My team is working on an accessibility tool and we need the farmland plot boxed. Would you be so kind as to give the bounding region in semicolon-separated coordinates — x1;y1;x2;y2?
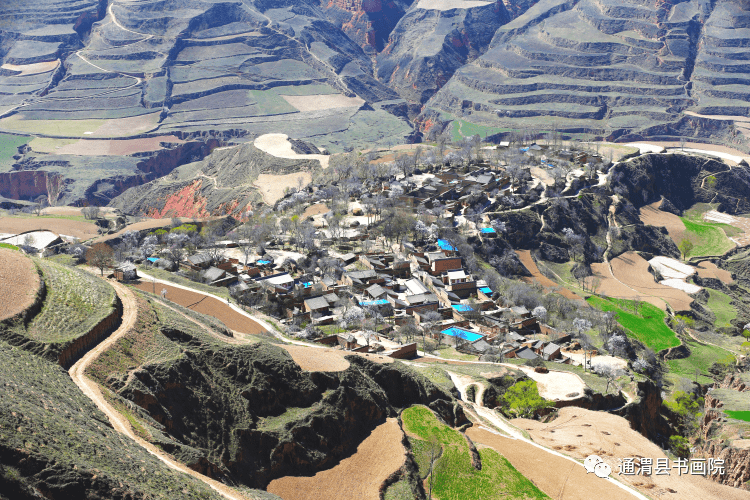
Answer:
0;248;40;322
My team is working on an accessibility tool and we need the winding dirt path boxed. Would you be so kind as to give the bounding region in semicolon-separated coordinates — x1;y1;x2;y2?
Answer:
68;280;250;500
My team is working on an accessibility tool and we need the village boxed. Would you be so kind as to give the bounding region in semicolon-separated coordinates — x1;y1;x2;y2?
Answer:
16;138;613;370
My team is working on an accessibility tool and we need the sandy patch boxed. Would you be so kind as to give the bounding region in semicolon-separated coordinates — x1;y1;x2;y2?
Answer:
254;133;330;168
515;407;750;500
254;172;312;205
55;135;182;156
91;112;160;138
131;281;265;334
0;217;99;241
516;250;582;301
611;252;693;311
0;248;40;322
514;365;586;401
466;426;635;500
696;261;734;284
732;439;750;449
280;93;364;112
2;60;59;76
267;418;405;500
638;201;686;244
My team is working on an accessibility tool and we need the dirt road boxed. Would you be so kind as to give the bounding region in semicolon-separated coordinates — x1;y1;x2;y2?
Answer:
68;280;251;500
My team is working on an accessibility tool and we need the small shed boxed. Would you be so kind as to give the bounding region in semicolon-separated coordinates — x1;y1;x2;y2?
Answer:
114;263;138;281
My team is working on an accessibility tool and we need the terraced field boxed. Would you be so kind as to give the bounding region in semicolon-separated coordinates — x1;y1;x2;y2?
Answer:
0;248;40;322
28;260;117;344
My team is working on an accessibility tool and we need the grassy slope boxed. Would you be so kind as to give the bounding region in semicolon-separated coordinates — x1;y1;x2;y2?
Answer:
706;289;737;328
0;341;224;499
400;406;548;500
28;259;116;344
0;132;30;170
680;218;735;256
587;296;680;351
666;339;735;385
87;292;229;386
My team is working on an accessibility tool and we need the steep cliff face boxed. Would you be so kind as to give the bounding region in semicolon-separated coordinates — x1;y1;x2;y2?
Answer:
319;0;416;51
113;343;464;490
698;389;750;490
612;380;672;447
376;1;510;104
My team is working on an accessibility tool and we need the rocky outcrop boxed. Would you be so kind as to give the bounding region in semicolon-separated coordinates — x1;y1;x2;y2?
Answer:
114;343;463;490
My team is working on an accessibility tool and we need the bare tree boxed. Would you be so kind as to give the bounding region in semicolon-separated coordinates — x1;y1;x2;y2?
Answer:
87;243;115;276
82;206;101;220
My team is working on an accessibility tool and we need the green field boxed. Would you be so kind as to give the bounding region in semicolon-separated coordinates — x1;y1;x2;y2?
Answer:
706;289;737;328
28;259;116;344
399;406;549;500
0;132;30;169
680;218;736;257
725;410;750;422
0;242;19;250
248;89;297;115
452;119;511;142
665;339;735;385
587;296;680;351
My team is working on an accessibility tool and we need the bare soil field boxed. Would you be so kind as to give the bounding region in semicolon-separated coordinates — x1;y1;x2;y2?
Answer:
529;166;555;186
267;418;405;500
587;261;663;306
302;203;329;219
254;172;312;205
131;281;265;334
91;112;160;138
610;252;693;311
639;201;686;245
254;133;330;168
0;216;99;240
55;135;182;156
697;261;734;284
466;426;634;500
516;250;582;301
1;61;59;75
0;248;40;322
280;94;364;112
515;407;749;500
280;345;351;372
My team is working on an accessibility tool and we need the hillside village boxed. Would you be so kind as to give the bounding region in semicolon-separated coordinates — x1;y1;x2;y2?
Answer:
2;140;614;369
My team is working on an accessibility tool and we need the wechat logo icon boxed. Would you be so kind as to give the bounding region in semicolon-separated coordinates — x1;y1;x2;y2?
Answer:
584;455;612;479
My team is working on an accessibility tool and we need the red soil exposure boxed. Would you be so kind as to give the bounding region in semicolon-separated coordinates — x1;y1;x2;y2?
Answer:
0;248;40;322
267;418;405;500
131;281;264;335
147;180;211;219
515;250;583;301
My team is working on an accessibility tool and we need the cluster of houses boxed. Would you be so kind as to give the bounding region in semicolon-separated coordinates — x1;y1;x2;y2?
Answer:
137;227;579;364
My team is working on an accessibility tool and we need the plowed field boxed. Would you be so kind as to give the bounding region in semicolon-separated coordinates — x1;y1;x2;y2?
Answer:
131;281;264;334
0;248;39;322
516;250;582;301
515;407;749;500
638;201;686;244
696;261;734;284
267;418;405;500
610;252;693;311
